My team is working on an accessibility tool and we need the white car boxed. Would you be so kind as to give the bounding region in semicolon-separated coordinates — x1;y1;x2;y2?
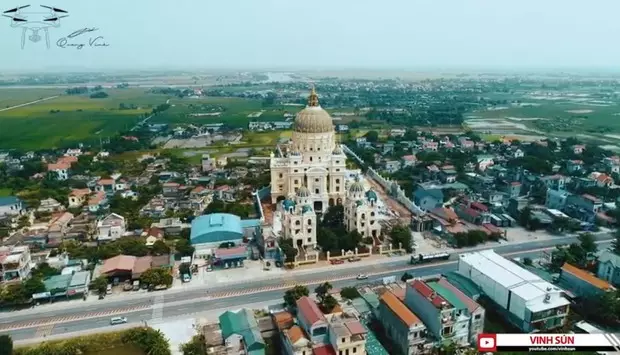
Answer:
110;317;128;325
356;274;368;280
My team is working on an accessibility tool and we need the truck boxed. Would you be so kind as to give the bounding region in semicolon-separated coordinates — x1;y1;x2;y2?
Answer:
410;252;450;265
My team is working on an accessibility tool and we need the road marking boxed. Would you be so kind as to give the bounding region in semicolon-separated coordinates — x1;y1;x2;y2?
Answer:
0;304;151;332
34;324;54;338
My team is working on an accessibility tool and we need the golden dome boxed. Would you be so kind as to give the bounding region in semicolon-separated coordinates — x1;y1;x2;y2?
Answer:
294;87;334;134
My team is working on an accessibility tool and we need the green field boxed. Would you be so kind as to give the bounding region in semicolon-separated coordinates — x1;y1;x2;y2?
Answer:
0;88;171;150
471;97;620;133
0;188;12;197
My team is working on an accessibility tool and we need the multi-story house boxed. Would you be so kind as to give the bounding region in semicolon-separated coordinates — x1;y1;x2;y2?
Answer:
326;311;368;355
0;197;24;227
379;291;427;355
545;189;571;210
384;160;401;173
566;160;584;174
566;194;603;221
404;279;471;346
97;213;126;242
401;155;417;168
597;251;620;287
541;174;568;191
296;296;329;344
96;178;116;196
162;182;181;198
436;277;485;344
559;263;614;298
46;156;77;180
413;184;444;212
37;198;64;213
0;245;32;283
87;191;109;213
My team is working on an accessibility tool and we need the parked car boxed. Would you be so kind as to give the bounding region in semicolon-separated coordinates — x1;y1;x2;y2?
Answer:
348;257;361;262
206;264;213;272
110;317;127;325
356;274;368;280
330;259;344;265
182;274;191;283
106;284;112;294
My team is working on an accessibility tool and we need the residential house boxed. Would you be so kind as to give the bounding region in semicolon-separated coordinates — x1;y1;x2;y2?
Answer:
96;178;116;196
47;156;77;180
162;182;181;198
296;296;329;344
151;218;185;236
507;182;522;198
404;279;471;346
325;310;368;355
37;198;64;213
219;309;265;355
0;245;32;283
545;189;571;210
140;196;166;218
282;325;311;355
596;251;620;287
47;212;74;246
459;138;474;149
384;160;401;174
356;137;371;148
0;197;24;224
566;194;603;221
413;184;444;212
602;156;620;174
97;213;126;242
455;205;485;225
589;172;614;188
476;156;494;171
559;263;614;297
68;188;91;208
423;141;438;152
566;160;584;174
401;155;417;168
144;227;164;246
541;174;568;191
436;277;485;344
214;185;236;202
87;191;108;213
64;148;83;157
378;291;427;355
573;145;586;154
390;128;406;137
513;149;524;158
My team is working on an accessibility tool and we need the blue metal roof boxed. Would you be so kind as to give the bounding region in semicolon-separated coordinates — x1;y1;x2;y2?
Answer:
190;213;244;245
240;219;261;229
0;196;19;207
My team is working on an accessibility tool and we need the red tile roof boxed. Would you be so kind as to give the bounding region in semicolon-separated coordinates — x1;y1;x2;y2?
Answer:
313;345;336;355
410;279;450;308
482;223;502;235
511;181;522;186
470;201;488;212
70;188;91;197
101;255;136;274
296;296;325;325
214;246;247;258
48;162;71;170
344;321;367;335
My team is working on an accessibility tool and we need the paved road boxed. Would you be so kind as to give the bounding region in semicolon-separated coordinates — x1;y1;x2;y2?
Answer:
0;235;612;342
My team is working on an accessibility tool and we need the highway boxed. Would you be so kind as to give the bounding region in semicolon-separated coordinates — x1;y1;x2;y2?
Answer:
0;234;613;342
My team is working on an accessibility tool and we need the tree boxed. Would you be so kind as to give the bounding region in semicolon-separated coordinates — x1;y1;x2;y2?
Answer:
151;240;171;256
523;257;533;266
340;287;360;300
364;130;379;143
23;277;45;296
401;272;414;282
175;239;195;257
278;237;297;263
30;262;60;279
0;283;28;305
180;334;207;355
0;334;13;355
578;232;597;256
141;268;173;288
315;282;333;303
322;205;344;229
389;225;413;252
91;276;108;295
315;282;338;313
283;285;309;308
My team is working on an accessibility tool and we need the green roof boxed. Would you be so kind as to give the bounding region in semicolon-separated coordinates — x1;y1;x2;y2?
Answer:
442;272;482;298
239;328;265;351
361;292;380;309
427;281;467;311
219;309;262;348
364;322;389;355
43;274;72;293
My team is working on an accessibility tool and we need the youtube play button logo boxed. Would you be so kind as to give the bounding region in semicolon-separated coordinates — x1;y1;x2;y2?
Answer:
478;334;497;352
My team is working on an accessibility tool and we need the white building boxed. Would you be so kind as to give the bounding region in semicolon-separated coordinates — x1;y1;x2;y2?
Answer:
270;88;346;212
344;179;381;239
97;213;126;242
281;186;317;252
457;250;570;332
0;245;32;283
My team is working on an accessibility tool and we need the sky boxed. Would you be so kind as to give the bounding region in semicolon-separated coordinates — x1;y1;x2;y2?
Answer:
1;0;619;72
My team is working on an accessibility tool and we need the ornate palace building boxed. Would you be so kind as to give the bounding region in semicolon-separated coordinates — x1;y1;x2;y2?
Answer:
270;88;347;213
